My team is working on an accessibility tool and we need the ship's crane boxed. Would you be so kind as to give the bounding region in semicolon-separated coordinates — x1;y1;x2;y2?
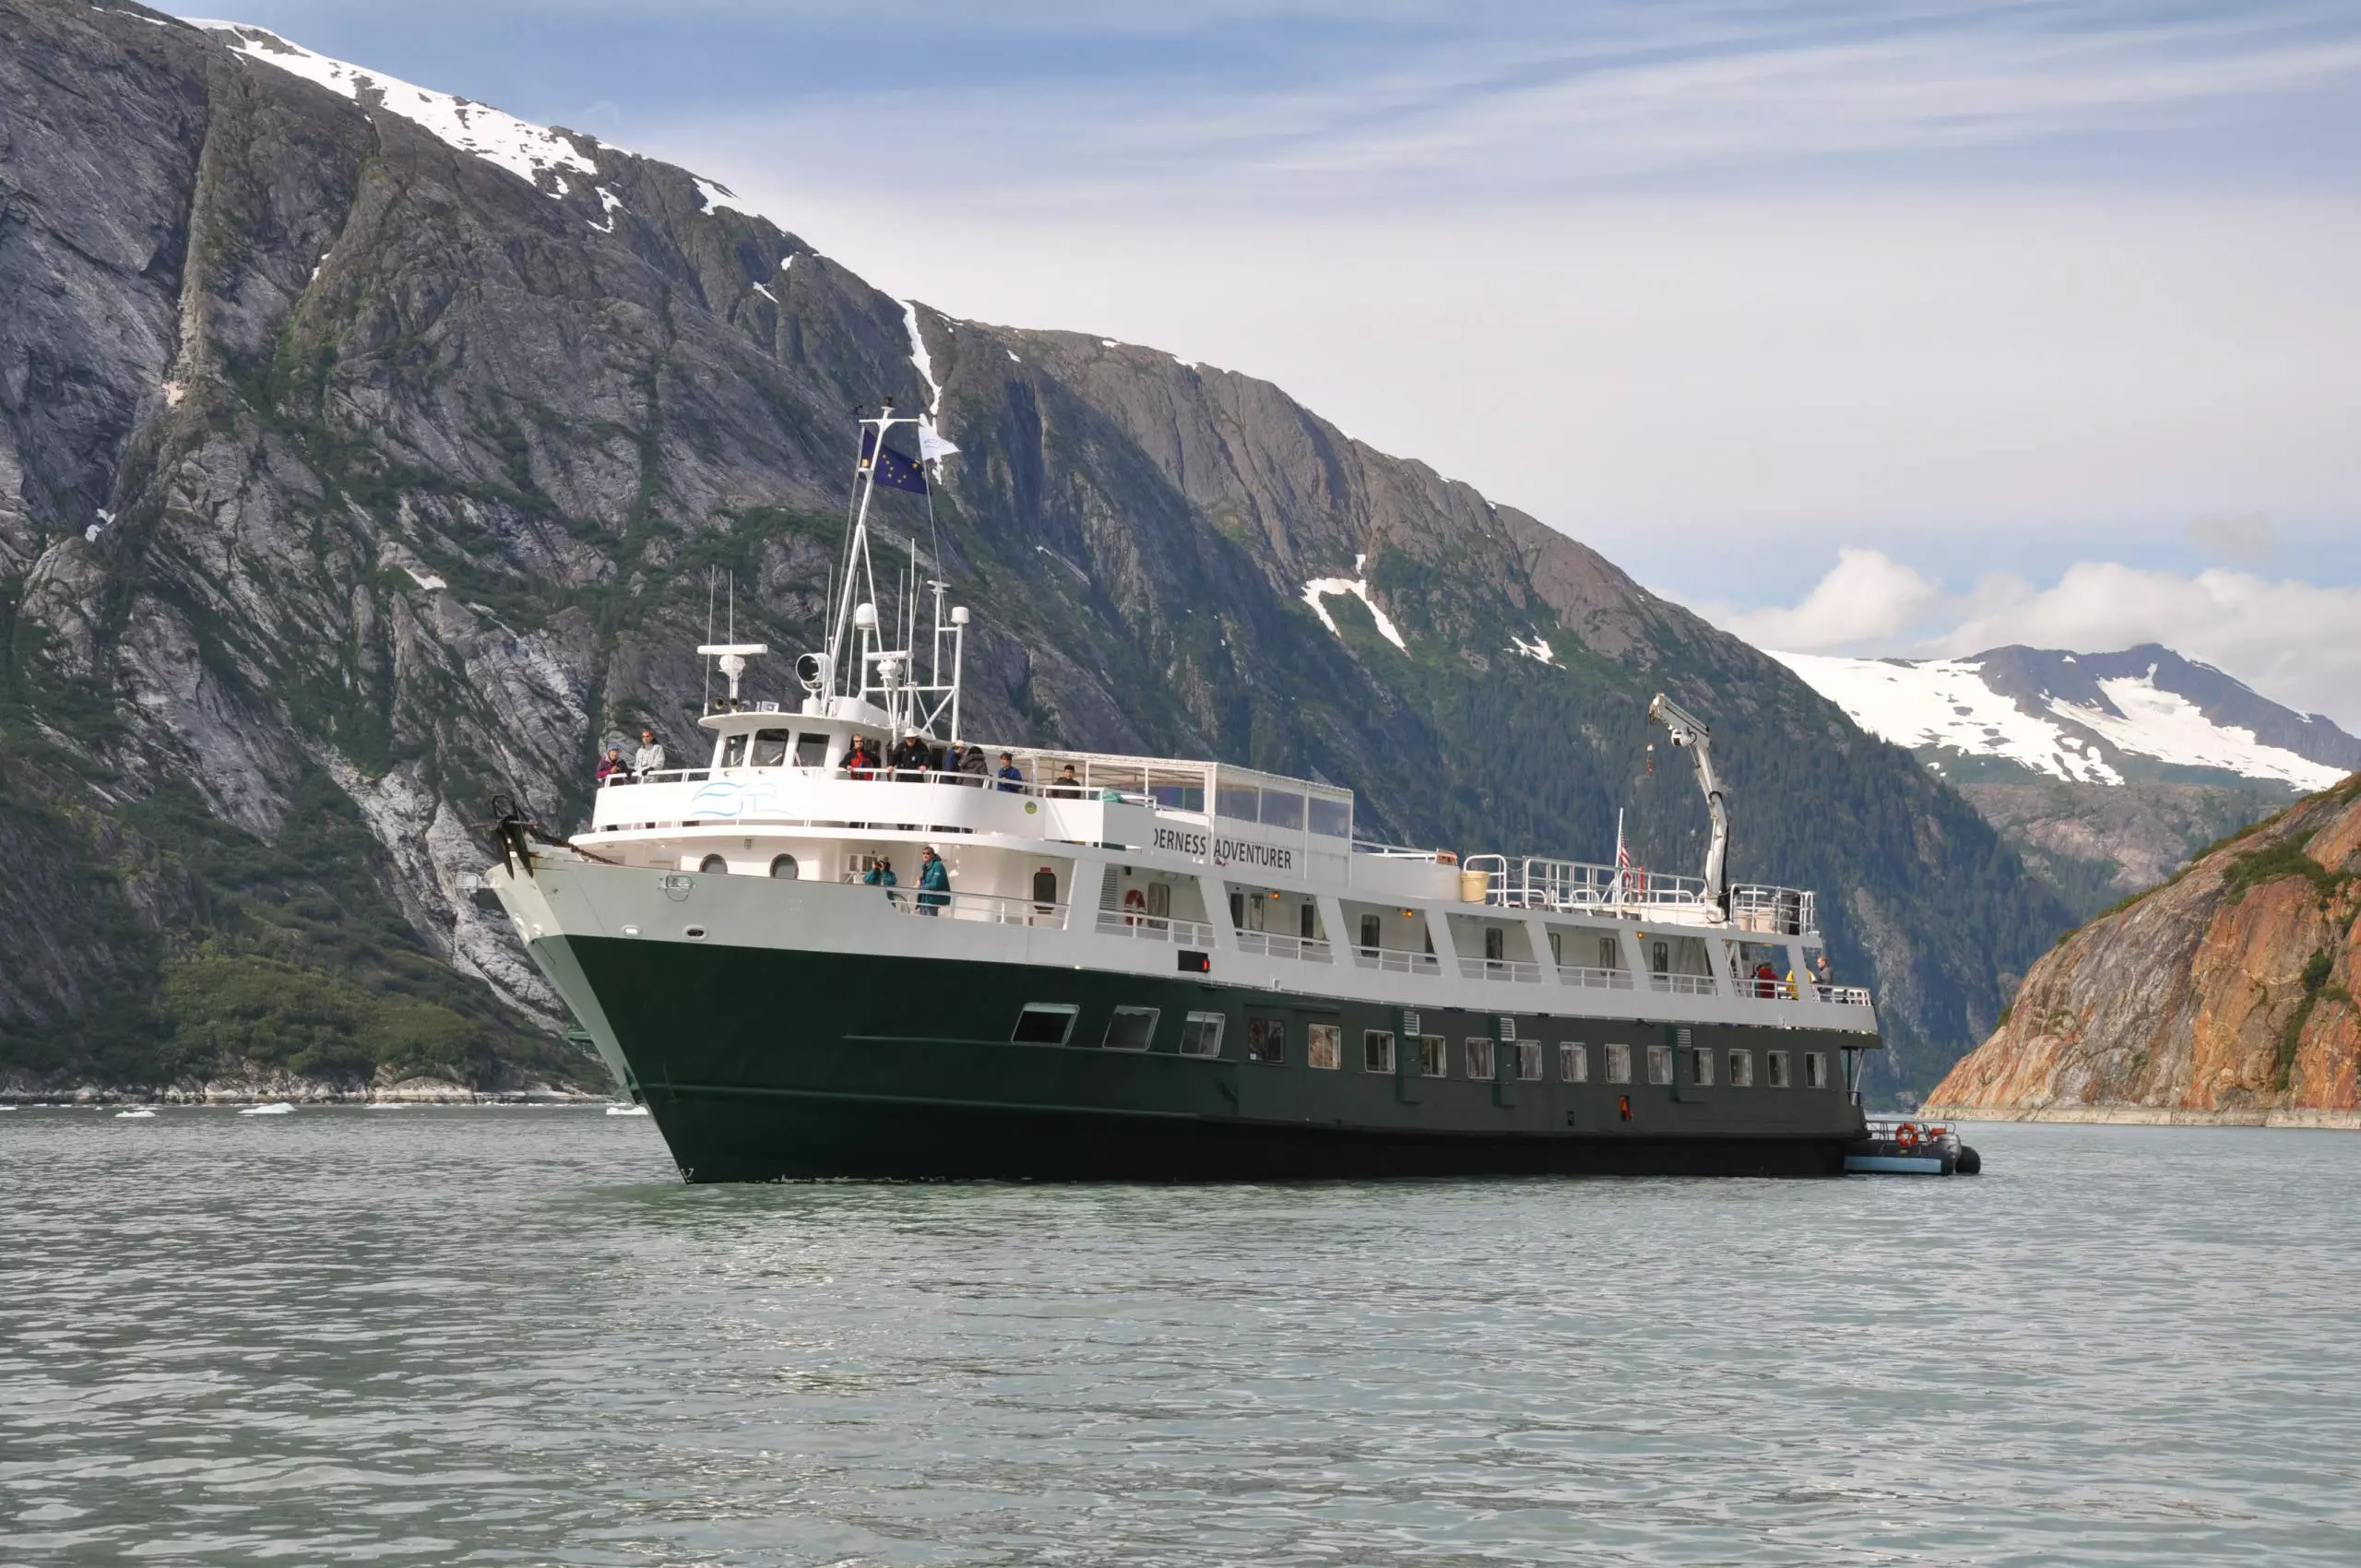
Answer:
1647;693;1729;919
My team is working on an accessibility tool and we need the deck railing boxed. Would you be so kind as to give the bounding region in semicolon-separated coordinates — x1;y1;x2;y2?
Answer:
1557;964;1636;991
1352;946;1443;977
1234;930;1334;964
1648;972;1719;997
1094;910;1217;947
1459;956;1544;984
883;888;1068;927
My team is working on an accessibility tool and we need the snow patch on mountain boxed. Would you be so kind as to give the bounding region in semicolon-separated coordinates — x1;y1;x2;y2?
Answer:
899;301;942;418
2057;673;2346;791
1510;634;1557;667
1301;557;1406;651
196;23;596;194
1776;653;2121;784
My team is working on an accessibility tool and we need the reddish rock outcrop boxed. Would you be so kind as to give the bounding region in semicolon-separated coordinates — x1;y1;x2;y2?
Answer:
1929;777;2361;1126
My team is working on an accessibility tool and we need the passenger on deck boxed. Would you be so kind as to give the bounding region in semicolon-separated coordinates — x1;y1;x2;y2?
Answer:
861;860;899;906
843;736;880;779
1050;763;1086;799
1753;961;1778;999
957;742;990;787
996;752;1026;792
632;727;666;778
916;846;951;914
1813;953;1834;999
890;732;932;781
595;745;626;783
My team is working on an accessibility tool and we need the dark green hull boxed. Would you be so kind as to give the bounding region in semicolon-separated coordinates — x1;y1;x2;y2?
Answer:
548;936;1873;1182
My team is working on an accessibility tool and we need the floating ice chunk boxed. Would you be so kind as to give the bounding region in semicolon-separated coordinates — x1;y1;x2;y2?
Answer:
115;1108;157;1118
1300;571;1406;651
197;24;596;196
607;1104;649;1116
239;1101;296;1116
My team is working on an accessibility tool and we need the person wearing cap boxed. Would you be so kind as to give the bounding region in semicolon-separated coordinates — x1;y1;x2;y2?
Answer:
890;731;931;782
916;846;951;914
595;744;626;783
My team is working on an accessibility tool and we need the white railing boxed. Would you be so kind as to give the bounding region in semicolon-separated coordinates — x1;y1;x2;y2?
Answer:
1558;965;1636;992
1234;931;1334;964
1649;972;1718;996
1828;985;1873;1007
1352;840;1453;861
884;888;1068;927
1461;956;1544;984
1353;946;1442;977
1095;911;1217;947
1729;884;1818;936
1464;853;1716;916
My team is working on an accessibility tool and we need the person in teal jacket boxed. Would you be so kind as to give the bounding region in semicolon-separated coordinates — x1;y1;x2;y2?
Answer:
916;846;951;914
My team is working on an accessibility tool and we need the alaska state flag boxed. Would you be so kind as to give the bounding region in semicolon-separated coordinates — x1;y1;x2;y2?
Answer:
860;429;929;494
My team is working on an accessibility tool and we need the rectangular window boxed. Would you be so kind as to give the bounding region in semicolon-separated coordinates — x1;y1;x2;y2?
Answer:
1605;1043;1631;1084
1515;1041;1543;1081
1598;936;1620;970
1483;927;1506;961
1419;1035;1448;1077
1300;902;1319;941
1767;1051;1791;1088
1465;1038;1495;1080
1259;790;1304;830
1728;1049;1754;1087
1248;1016;1287;1064
1690;1048;1714;1087
795;732;830;767
1216;784;1259;822
1102;1006;1158;1051
1012;1004;1078;1046
720;733;749;768
1359;913;1382;950
1560;1043;1589;1083
750;728;791;766
1363;1029;1395;1073
1180;1012;1226;1057
1307;796;1351;838
1805;1051;1828;1089
1646;1043;1673;1085
1308;1023;1342;1070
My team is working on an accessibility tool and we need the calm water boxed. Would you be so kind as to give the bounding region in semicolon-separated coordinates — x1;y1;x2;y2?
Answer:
3;1111;2356;1566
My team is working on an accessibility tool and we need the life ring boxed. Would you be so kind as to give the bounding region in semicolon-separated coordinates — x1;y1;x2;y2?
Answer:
1894;1122;1919;1151
1122;887;1147;926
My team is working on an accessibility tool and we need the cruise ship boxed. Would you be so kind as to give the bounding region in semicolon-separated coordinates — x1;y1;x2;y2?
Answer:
485;406;1881;1180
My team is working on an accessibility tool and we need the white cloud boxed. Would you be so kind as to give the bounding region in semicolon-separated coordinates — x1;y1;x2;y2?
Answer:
1714;552;2361;729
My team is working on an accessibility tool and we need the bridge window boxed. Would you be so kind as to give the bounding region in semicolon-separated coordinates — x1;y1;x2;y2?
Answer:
1011;1004;1078;1046
720;734;748;768
1767;1051;1791;1088
698;854;729;875
768;854;799;880
1728;1049;1754;1087
1419;1035;1448;1077
750;729;790;766
1805;1051;1828;1089
1465;1038;1495;1080
795;732;830;767
1605;1043;1631;1084
1103;1006;1158;1051
1646;1043;1673;1085
1363;1030;1395;1072
1180;1012;1225;1057
1248;1016;1286;1064
1560;1043;1588;1083
1308;1023;1342;1069
1515;1041;1543;1081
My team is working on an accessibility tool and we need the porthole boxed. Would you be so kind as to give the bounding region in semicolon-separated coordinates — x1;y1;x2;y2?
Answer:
682;926;708;941
768;854;800;880
698;854;728;875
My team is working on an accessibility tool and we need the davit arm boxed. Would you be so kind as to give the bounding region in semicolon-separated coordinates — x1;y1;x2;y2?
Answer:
1647;693;1729;918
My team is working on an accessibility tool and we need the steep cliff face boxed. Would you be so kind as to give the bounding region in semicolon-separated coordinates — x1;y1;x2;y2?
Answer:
1928;778;2361;1124
0;0;2071;1097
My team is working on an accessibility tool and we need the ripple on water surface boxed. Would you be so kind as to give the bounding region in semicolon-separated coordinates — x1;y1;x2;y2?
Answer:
2;1109;2357;1565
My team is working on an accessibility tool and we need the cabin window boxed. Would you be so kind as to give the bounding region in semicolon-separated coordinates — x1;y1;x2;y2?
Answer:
1419;1035;1448;1077
768;854;799;880
1299;902;1319;941
1767;1051;1791;1088
720;734;749;768
1307;796;1351;837
1103;1006;1158;1051
1248;1016;1287;1064
1359;914;1382;950
1646;1043;1673;1085
1363;1030;1395;1073
1308;1023;1342;1070
1031;868;1060;909
698;854;729;875
1484;928;1505;962
1516;1041;1543;1081
1180;1012;1226;1057
1606;1043;1631;1084
1260;790;1304;830
1728;1050;1754;1087
1011;1004;1079;1046
795;732;830;767
1216;784;1259;822
1805;1051;1828;1089
1599;936;1620;970
1560;1043;1589;1083
1651;941;1670;975
750;728;791;766
1465;1038;1495;1080
1690;1048;1714;1087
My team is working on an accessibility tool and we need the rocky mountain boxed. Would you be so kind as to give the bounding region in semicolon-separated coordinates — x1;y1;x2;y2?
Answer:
0;0;2073;1101
1775;644;2355;919
1928;774;2361;1126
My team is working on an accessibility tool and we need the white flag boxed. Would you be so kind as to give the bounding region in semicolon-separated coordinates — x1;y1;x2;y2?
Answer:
918;423;959;461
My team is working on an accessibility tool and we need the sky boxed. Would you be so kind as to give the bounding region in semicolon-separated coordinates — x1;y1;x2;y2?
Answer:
161;1;2361;724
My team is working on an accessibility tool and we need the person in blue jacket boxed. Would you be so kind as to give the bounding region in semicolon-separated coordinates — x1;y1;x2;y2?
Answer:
916;846;951;914
995;752;1026;792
